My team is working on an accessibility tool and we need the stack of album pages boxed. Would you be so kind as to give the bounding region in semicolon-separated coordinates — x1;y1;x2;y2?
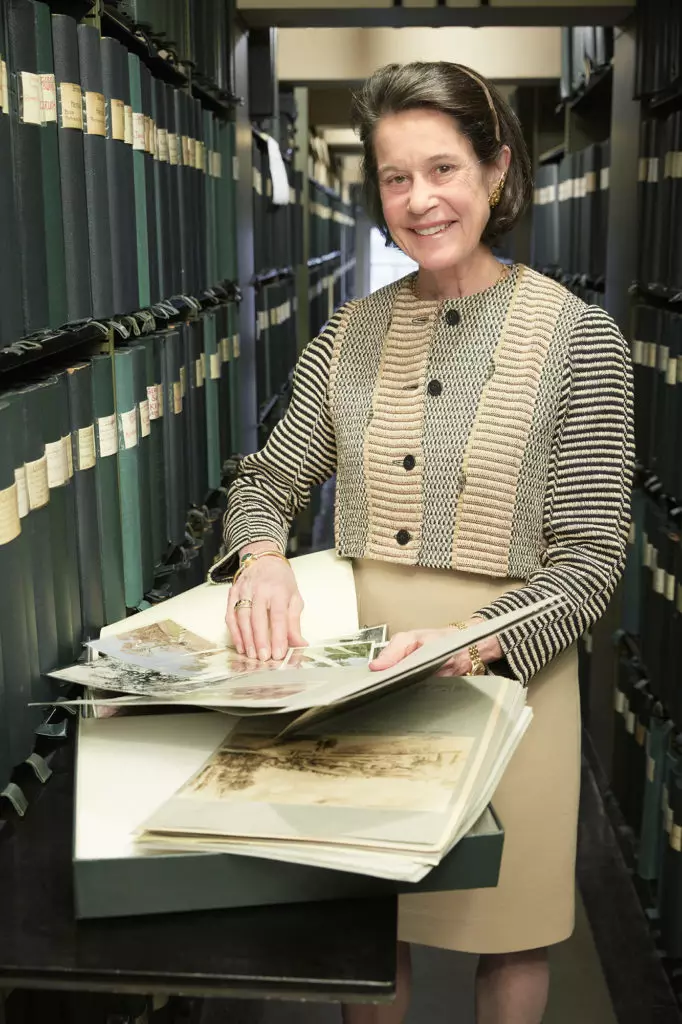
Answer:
46;550;559;882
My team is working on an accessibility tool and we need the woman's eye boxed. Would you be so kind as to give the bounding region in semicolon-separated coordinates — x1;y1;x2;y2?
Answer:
388;175;407;186
436;164;453;175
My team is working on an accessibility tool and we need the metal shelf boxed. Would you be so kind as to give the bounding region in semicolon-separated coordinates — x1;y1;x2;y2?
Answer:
0;321;110;376
102;5;188;88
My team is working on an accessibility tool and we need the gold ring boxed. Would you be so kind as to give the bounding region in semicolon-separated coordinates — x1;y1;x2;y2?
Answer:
234;599;253;611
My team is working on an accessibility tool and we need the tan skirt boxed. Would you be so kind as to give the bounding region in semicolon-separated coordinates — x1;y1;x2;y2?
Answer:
353;558;581;955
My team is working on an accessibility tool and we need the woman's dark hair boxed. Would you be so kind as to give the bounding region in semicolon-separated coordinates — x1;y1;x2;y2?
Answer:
351;61;533;246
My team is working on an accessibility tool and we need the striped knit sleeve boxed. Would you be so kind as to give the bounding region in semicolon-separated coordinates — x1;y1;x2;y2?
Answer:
218;305;348;574
474;305;635;685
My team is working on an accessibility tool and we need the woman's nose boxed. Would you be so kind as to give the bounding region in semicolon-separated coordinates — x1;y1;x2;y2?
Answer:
407;178;438;216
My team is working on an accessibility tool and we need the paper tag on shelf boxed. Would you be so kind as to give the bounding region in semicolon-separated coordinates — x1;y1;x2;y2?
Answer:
119;408;138;449
97;413;118;457
133;111;146;151
614;688;625;715
85;90;106;136
648;157;659;183
124;103;133;145
26;455;49;510
110;97;125;141
0;60;8;115
157;384;164;419
20;71;43;125
139;399;151;437
14;467;29;519
147;384;160;420
221;337;230;362
40;73;57;123
157;127;169;162
59;81;83;130
210;351;221;379
0;483;20;546
173;381;182;414
180;365;187;397
168;132;179;165
233;334;240;358
63;434;74;479
46;438;68;489
654;567;666;594
600;166;610;191
77;424;96;471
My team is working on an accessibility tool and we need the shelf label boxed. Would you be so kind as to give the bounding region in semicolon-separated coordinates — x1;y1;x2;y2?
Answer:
40;74;57;123
133;111;146;151
14;467;29;519
124;104;133;145
97;413;118;458
26;455;49;510
119;408;138;450
139;399;151;437
0;483;20;546
110;97;125;141
20;71;43;125
77;424;96;471
59;82;83;130
85;91;106;136
46;438;68;489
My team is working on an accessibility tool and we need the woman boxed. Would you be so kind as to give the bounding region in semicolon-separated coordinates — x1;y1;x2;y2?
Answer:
213;62;634;1023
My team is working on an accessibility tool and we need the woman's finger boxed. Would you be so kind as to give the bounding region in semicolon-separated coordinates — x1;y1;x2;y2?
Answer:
235;595;257;660
226;588;245;654
269;592;290;662
370;633;422;671
250;591;272;661
287;592;307;649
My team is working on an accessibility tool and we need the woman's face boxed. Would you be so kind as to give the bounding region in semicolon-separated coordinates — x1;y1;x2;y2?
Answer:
374;108;506;271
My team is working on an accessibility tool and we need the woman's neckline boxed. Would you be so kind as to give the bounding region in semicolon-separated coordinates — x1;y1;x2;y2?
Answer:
407;262;518;304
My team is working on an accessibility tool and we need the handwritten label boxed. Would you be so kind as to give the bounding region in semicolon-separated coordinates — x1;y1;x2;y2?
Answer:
40;74;57;123
14;467;29;519
85;91;106;136
0;59;8;115
0;483;20;546
133;111;146;151
221;337;230;362
157;127;169;162
120;408;138;449
46;438;68;489
210;352;221;379
78;424;96;471
63;434;74;480
139;399;151;438
173;381;182;414
26;455;49;510
180;365;187;398
20;72;43;125
233;334;240;358
168;132;179;165
97;413;118;458
124;104;133;145
147;384;160;420
60;82;83;130
110;97;125;141
157;385;164;419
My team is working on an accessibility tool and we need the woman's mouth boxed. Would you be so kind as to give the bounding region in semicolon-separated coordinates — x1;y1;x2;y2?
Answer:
411;222;454;237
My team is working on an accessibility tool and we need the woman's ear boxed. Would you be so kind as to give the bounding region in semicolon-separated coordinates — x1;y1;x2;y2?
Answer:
487;144;511;191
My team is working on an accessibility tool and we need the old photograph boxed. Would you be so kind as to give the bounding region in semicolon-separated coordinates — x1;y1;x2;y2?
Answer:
282;641;375;670
178;731;475;814
88;619;224;676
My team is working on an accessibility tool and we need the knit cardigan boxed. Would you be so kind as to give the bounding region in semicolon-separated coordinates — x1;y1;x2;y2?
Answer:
213;264;635;684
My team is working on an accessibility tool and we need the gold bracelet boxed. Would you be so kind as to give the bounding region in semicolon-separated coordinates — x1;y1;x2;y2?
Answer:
232;549;289;585
450;621;486;677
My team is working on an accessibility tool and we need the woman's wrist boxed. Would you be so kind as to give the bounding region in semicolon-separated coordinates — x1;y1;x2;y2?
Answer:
453;617;503;666
238;541;279;563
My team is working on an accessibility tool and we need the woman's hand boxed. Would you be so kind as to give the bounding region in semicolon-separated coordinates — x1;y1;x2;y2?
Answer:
226;556;306;662
369;619;502;675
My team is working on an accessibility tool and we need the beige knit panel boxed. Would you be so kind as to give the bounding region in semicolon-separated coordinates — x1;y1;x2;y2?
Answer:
327;298;362;551
364;281;442;561
452;267;567;575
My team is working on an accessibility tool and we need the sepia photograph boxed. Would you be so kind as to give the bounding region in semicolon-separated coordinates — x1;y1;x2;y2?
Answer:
282;641;375;671
89;619;224;676
177;731;475;814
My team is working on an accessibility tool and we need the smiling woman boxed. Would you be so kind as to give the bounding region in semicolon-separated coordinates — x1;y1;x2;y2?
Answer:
213;59;634;1024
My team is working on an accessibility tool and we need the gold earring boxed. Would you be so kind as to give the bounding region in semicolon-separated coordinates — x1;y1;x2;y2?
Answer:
489;174;506;209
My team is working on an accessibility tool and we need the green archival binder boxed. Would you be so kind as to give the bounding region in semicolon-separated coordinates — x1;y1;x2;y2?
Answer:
52;372;84;659
34;0;68;329
132;335;167;569
216;303;231;466
0;401;35;770
91;354;126;625
5;384;58;685
160;329;186;550
65;362;105;640
128;51;150;309
131;343;154;594
203;310;222;491
184;320;208;507
114;346;144;609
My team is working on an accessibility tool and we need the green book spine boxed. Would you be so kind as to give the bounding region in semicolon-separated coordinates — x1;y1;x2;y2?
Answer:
203;310;221;490
161;329;185;549
131;343;154;593
91;354;126;624
6;384;57;688
52;373;84;658
65;362;105;639
204;110;216;287
128;52;150;308
0;401;36;767
216;303;231;465
37;377;76;664
145;333;167;564
228;301;241;450
34;0;68;329
114;347;144;609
